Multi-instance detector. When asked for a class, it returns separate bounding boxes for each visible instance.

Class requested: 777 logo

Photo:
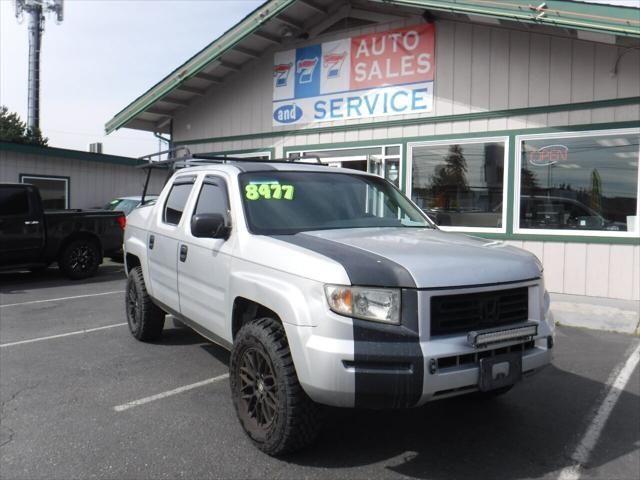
[323,52,347,79]
[296,57,319,84]
[273,63,293,87]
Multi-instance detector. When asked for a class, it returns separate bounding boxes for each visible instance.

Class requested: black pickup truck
[0,183,125,279]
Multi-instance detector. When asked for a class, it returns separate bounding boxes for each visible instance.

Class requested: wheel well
[58,233,102,260]
[125,253,141,272]
[232,297,280,340]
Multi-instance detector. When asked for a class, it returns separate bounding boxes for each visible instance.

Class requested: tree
[0,106,48,146]
[429,144,469,209]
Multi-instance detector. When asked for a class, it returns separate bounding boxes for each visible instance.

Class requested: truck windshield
[239,171,433,235]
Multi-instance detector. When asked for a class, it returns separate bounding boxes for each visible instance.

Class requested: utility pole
[14,0,64,133]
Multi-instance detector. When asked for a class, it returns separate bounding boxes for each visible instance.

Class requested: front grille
[430,287,529,336]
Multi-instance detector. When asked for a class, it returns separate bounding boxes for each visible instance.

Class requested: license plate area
[478,352,522,392]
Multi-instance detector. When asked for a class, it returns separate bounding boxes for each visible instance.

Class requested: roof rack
[137,152,325,203]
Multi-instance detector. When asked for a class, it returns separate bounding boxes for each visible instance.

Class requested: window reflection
[411,141,505,228]
[519,133,639,232]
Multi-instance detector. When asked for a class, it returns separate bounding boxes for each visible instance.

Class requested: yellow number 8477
[245,183,295,201]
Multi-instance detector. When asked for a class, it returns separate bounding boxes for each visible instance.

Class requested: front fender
[229,268,324,328]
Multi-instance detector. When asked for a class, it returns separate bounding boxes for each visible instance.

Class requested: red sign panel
[350,24,435,90]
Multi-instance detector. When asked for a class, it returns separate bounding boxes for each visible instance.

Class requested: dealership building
[106,0,640,300]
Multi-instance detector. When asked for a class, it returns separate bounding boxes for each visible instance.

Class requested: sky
[0,0,638,158]
[0,0,263,158]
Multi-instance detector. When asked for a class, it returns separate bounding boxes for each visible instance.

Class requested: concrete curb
[550,293,640,336]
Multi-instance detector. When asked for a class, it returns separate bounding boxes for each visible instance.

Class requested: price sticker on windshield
[245,183,295,201]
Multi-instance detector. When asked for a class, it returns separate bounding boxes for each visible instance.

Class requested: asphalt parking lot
[1,263,638,480]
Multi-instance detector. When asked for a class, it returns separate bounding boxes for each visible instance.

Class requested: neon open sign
[528,145,569,167]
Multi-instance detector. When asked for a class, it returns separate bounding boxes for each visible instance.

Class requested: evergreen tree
[0,106,48,146]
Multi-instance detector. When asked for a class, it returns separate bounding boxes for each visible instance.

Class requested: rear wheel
[126,266,165,341]
[230,317,320,456]
[59,239,100,279]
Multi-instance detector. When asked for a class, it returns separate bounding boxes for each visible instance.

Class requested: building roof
[0,141,144,167]
[105,0,640,136]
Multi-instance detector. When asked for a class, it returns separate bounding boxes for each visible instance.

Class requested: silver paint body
[124,163,554,407]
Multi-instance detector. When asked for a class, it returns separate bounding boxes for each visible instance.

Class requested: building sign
[272,24,435,126]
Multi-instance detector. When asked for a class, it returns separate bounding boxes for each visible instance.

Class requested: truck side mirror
[191,213,230,239]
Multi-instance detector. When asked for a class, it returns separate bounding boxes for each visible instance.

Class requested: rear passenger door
[147,175,196,314]
[177,175,232,340]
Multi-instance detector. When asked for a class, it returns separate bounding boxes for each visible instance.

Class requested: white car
[104,195,158,216]
[123,158,554,455]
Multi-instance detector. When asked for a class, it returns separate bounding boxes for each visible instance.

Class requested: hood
[289,228,541,289]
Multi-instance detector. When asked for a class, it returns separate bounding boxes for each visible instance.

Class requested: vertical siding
[0,151,165,209]
[585,244,610,297]
[515,241,639,300]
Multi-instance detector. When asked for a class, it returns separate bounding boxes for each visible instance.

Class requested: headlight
[324,285,400,324]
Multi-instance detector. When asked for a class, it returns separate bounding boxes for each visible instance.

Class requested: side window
[194,177,229,219]
[0,188,30,216]
[163,179,195,225]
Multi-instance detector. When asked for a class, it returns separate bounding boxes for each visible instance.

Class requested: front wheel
[230,317,320,456]
[58,239,100,279]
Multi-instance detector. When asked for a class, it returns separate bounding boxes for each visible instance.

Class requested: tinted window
[163,182,194,225]
[0,188,29,216]
[194,178,229,218]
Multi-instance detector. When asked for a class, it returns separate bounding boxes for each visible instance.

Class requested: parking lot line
[0,291,124,309]
[0,323,128,348]
[557,341,640,480]
[113,373,230,412]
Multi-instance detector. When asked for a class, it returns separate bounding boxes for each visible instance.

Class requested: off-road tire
[125,266,165,341]
[58,239,100,279]
[230,317,321,456]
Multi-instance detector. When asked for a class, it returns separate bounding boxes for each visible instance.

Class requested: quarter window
[517,130,639,234]
[409,139,507,230]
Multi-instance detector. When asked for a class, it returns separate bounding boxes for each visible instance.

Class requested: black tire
[58,239,100,279]
[230,317,321,456]
[125,266,165,341]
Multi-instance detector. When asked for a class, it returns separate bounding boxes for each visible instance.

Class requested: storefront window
[517,130,639,234]
[410,139,507,230]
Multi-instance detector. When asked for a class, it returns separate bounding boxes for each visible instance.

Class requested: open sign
[528,145,569,167]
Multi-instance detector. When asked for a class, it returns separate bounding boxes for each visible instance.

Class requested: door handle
[24,220,40,225]
[179,244,188,262]
[148,235,155,250]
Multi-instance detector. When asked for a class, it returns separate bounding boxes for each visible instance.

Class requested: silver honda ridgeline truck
[123,160,554,455]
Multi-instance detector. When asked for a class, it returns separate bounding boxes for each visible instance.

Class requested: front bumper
[285,281,554,409]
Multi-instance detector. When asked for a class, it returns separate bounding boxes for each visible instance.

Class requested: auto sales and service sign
[272,24,435,126]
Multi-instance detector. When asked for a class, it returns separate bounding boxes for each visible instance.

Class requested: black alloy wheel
[237,346,279,436]
[230,317,321,455]
[59,239,100,279]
